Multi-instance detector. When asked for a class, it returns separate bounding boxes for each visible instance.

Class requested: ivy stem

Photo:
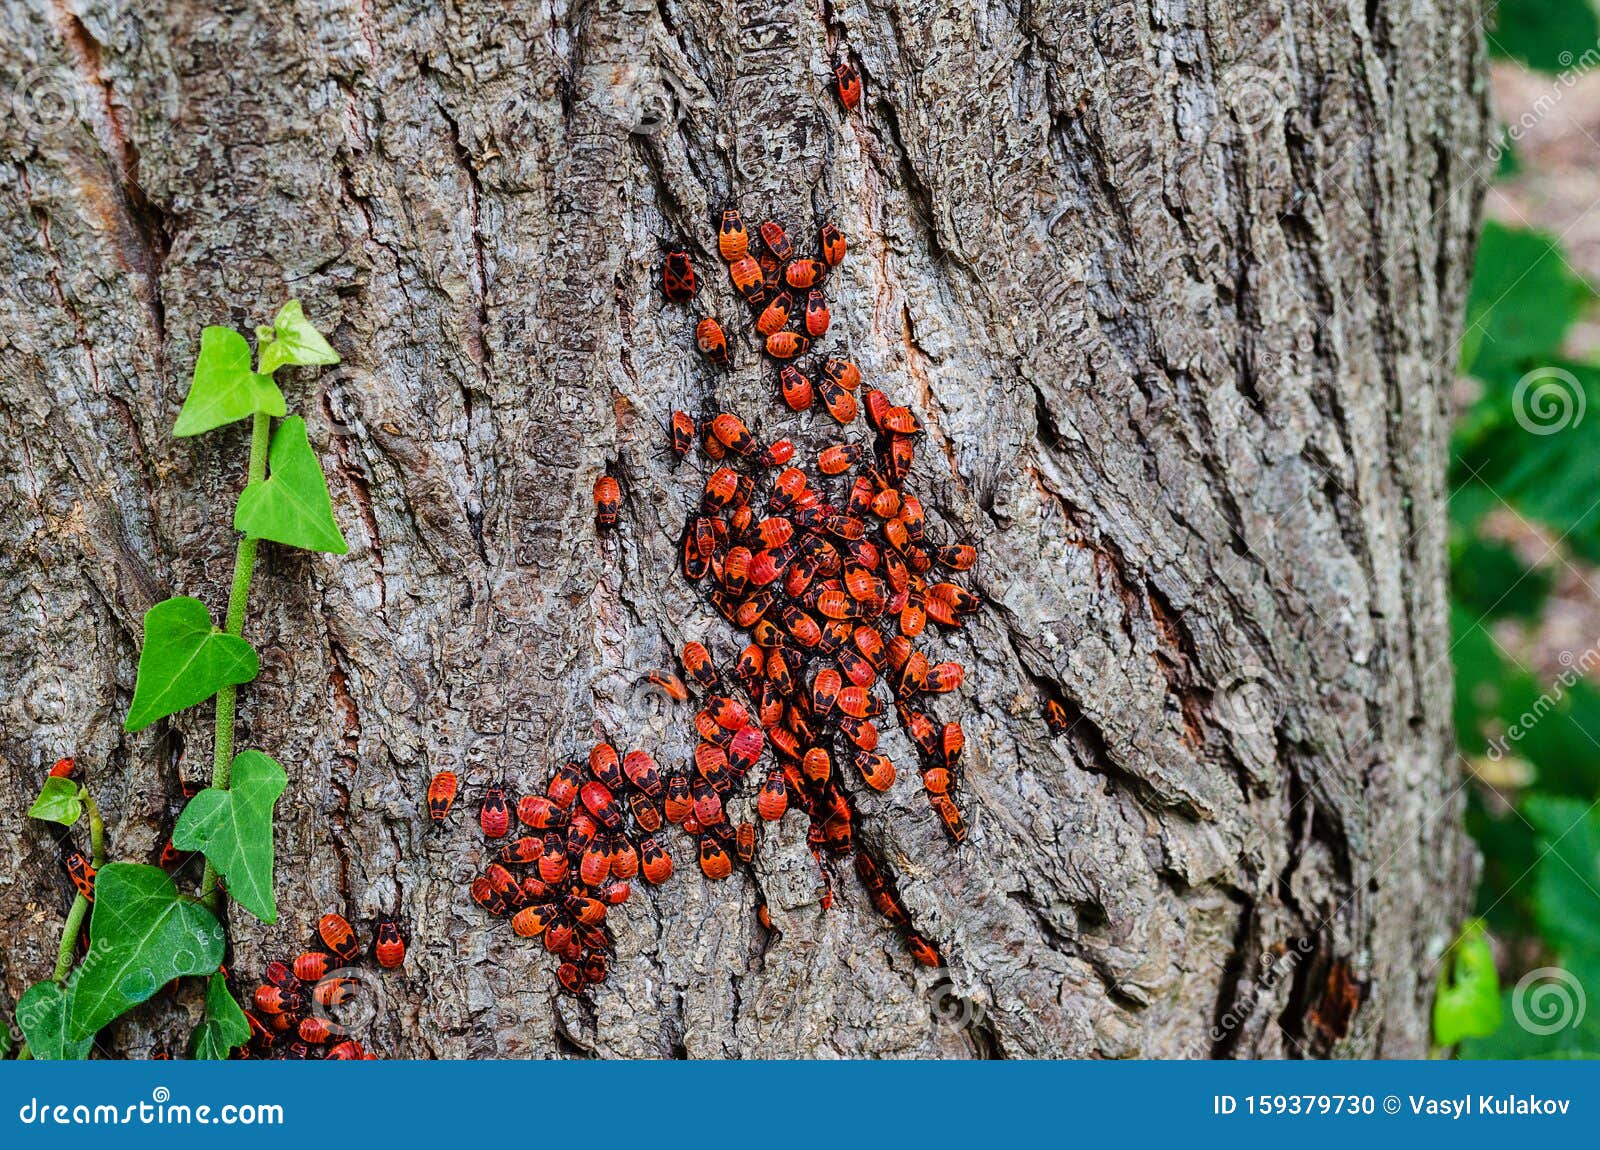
[200,411,271,914]
[14,790,108,1058]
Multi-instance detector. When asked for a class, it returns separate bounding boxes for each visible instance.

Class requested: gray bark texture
[0,0,1487,1058]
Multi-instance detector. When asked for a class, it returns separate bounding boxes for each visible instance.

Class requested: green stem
[85,792,105,868]
[201,411,270,913]
[13,787,108,1058]
[54,895,88,983]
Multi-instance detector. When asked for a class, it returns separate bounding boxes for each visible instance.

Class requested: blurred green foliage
[1442,14,1600,1047]
[1489,0,1599,72]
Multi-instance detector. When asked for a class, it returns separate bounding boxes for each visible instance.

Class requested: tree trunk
[0,0,1486,1058]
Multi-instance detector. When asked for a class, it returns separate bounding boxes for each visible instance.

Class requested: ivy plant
[11,301,344,1059]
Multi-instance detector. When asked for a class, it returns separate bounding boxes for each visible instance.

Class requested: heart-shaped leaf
[173,327,286,437]
[68,863,225,1040]
[16,981,93,1060]
[233,416,348,554]
[1433,919,1502,1046]
[124,598,259,732]
[190,972,250,1060]
[257,300,340,376]
[174,750,286,924]
[28,776,84,826]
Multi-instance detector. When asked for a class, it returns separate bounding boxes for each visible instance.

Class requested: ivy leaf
[173,750,286,924]
[189,973,250,1060]
[16,981,93,1060]
[173,327,286,437]
[1433,920,1502,1046]
[124,597,259,732]
[257,300,340,376]
[233,416,348,554]
[28,776,84,826]
[67,863,225,1040]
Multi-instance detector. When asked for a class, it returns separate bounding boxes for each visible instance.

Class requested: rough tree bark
[0,0,1487,1058]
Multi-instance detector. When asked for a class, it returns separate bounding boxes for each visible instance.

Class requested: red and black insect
[48,756,75,779]
[766,331,811,360]
[759,220,793,262]
[670,411,695,460]
[820,223,847,267]
[834,60,863,110]
[319,913,362,962]
[718,207,750,262]
[65,852,96,903]
[293,951,331,983]
[756,291,794,337]
[426,770,458,825]
[804,288,830,338]
[696,317,730,366]
[1044,698,1070,736]
[480,786,510,839]
[594,475,622,528]
[662,249,697,302]
[779,365,814,412]
[784,259,827,290]
[729,254,766,305]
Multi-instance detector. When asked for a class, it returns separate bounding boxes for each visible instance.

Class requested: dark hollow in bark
[0,0,1486,1057]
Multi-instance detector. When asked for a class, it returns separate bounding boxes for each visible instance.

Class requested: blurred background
[1439,0,1600,1056]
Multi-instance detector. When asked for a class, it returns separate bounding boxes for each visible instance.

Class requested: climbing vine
[13,301,344,1059]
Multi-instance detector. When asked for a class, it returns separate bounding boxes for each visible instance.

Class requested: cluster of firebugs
[427,756,667,994]
[237,913,399,1058]
[639,202,981,971]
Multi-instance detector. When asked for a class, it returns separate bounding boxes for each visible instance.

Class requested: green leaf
[1462,954,1600,1059]
[124,597,259,732]
[16,981,93,1061]
[67,863,225,1040]
[1526,795,1600,957]
[1434,920,1503,1046]
[189,973,250,1060]
[173,751,286,924]
[233,416,348,554]
[1489,0,1600,74]
[173,327,286,437]
[1460,222,1591,378]
[28,777,84,826]
[256,300,340,376]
